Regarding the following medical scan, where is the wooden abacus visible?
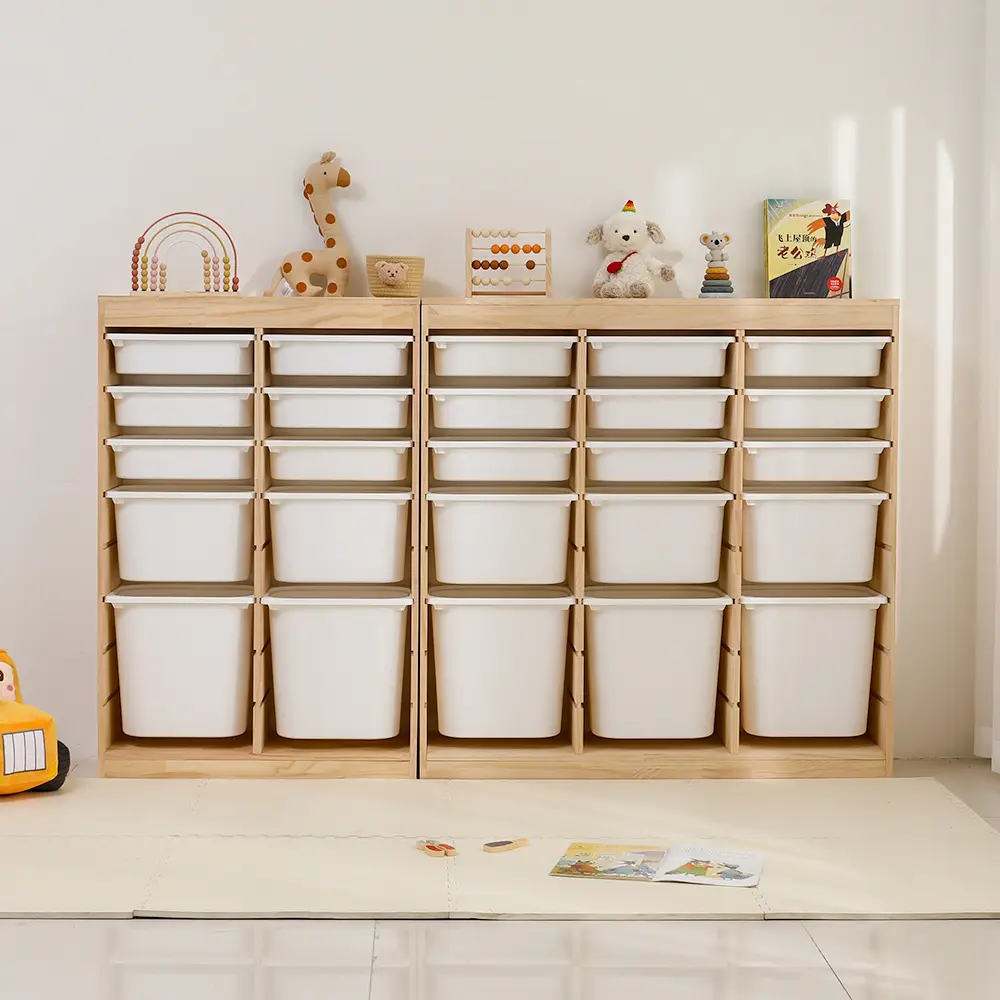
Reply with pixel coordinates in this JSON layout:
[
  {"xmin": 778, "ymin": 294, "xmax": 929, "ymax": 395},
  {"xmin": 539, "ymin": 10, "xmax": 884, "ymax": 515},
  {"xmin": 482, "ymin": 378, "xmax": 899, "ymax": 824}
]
[
  {"xmin": 131, "ymin": 212, "xmax": 239, "ymax": 293},
  {"xmin": 465, "ymin": 229, "xmax": 551, "ymax": 296}
]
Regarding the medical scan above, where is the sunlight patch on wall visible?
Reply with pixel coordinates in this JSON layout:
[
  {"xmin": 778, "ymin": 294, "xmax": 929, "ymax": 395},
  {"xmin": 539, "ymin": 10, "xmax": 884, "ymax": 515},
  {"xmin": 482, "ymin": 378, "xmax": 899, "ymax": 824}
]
[
  {"xmin": 831, "ymin": 115, "xmax": 858, "ymax": 199},
  {"xmin": 934, "ymin": 138, "xmax": 955, "ymax": 555},
  {"xmin": 889, "ymin": 107, "xmax": 907, "ymax": 300}
]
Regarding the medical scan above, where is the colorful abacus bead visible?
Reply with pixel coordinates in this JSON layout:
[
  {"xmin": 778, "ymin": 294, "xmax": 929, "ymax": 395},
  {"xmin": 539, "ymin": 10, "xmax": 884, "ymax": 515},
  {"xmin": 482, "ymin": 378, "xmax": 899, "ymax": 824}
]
[
  {"xmin": 159, "ymin": 263, "xmax": 167, "ymax": 291},
  {"xmin": 231, "ymin": 276, "xmax": 239, "ymax": 291}
]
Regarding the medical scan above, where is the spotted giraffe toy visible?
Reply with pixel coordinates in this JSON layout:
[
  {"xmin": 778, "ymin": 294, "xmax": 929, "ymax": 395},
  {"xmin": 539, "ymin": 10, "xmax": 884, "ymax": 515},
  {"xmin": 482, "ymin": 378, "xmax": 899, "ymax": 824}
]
[{"xmin": 267, "ymin": 152, "xmax": 352, "ymax": 297}]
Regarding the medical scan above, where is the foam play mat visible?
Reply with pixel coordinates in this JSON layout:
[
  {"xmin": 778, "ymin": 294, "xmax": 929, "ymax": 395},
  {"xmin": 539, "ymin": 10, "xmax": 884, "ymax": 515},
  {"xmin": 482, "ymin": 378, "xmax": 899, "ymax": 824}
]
[{"xmin": 2, "ymin": 777, "xmax": 999, "ymax": 919}]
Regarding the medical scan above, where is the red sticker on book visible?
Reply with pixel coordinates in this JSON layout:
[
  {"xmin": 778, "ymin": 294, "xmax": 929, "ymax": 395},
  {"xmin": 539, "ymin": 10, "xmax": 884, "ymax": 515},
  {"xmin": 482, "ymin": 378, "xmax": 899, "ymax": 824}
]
[{"xmin": 828, "ymin": 277, "xmax": 843, "ymax": 293}]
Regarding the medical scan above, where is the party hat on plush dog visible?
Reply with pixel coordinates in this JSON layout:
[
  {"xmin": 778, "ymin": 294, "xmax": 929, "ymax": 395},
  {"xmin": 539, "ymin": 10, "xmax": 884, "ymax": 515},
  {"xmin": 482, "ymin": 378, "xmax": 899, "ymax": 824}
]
[{"xmin": 621, "ymin": 199, "xmax": 636, "ymax": 213}]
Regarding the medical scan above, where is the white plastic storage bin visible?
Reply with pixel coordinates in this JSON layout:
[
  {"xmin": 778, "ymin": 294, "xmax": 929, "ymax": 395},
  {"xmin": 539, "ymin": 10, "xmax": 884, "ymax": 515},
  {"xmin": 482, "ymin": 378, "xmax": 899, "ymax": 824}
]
[
  {"xmin": 743, "ymin": 488, "xmax": 888, "ymax": 583},
  {"xmin": 430, "ymin": 388, "xmax": 575, "ymax": 431},
  {"xmin": 264, "ymin": 333, "xmax": 411, "ymax": 377},
  {"xmin": 264, "ymin": 589, "xmax": 411, "ymax": 740},
  {"xmin": 266, "ymin": 489, "xmax": 411, "ymax": 583},
  {"xmin": 428, "ymin": 489, "xmax": 574, "ymax": 584},
  {"xmin": 107, "ymin": 586, "xmax": 253, "ymax": 738},
  {"xmin": 429, "ymin": 592, "xmax": 572, "ymax": 738},
  {"xmin": 587, "ymin": 388, "xmax": 734, "ymax": 431},
  {"xmin": 745, "ymin": 335, "xmax": 890, "ymax": 378},
  {"xmin": 741, "ymin": 588, "xmax": 887, "ymax": 737},
  {"xmin": 586, "ymin": 489, "xmax": 731, "ymax": 584},
  {"xmin": 585, "ymin": 590, "xmax": 733, "ymax": 739},
  {"xmin": 430, "ymin": 335, "xmax": 575, "ymax": 378},
  {"xmin": 587, "ymin": 440, "xmax": 733, "ymax": 483},
  {"xmin": 429, "ymin": 439, "xmax": 575, "ymax": 483},
  {"xmin": 266, "ymin": 439, "xmax": 412, "ymax": 483},
  {"xmin": 265, "ymin": 387, "xmax": 413, "ymax": 430},
  {"xmin": 744, "ymin": 388, "xmax": 890, "ymax": 430},
  {"xmin": 588, "ymin": 335, "xmax": 734, "ymax": 377},
  {"xmin": 108, "ymin": 488, "xmax": 254, "ymax": 583},
  {"xmin": 107, "ymin": 386, "xmax": 254, "ymax": 429},
  {"xmin": 743, "ymin": 439, "xmax": 890, "ymax": 483},
  {"xmin": 108, "ymin": 332, "xmax": 254, "ymax": 376},
  {"xmin": 108, "ymin": 437, "xmax": 254, "ymax": 481}
]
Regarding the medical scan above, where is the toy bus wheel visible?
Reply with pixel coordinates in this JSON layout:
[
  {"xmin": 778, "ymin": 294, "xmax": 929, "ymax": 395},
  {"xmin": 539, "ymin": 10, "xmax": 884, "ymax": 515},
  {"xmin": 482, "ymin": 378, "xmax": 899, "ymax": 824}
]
[{"xmin": 34, "ymin": 741, "xmax": 70, "ymax": 792}]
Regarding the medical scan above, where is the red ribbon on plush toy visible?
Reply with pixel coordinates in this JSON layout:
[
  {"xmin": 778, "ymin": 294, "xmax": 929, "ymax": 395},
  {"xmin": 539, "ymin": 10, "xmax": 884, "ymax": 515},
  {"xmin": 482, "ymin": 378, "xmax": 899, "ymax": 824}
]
[{"xmin": 607, "ymin": 251, "xmax": 637, "ymax": 274}]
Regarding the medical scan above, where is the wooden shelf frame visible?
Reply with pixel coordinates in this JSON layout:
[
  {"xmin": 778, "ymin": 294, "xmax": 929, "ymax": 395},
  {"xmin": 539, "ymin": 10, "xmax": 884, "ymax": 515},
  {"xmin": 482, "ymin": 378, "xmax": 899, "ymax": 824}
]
[
  {"xmin": 419, "ymin": 298, "xmax": 899, "ymax": 779},
  {"xmin": 98, "ymin": 296, "xmax": 422, "ymax": 778}
]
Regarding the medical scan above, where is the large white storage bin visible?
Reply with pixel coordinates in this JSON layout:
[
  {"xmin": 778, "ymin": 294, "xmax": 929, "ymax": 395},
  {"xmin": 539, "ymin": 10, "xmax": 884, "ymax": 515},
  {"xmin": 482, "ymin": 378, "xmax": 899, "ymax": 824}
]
[
  {"xmin": 430, "ymin": 388, "xmax": 575, "ymax": 431},
  {"xmin": 266, "ymin": 438, "xmax": 412, "ymax": 482},
  {"xmin": 741, "ymin": 588, "xmax": 887, "ymax": 737},
  {"xmin": 746, "ymin": 335, "xmax": 890, "ymax": 378},
  {"xmin": 586, "ymin": 490, "xmax": 731, "ymax": 584},
  {"xmin": 109, "ymin": 437, "xmax": 254, "ymax": 481},
  {"xmin": 108, "ymin": 332, "xmax": 254, "ymax": 376},
  {"xmin": 428, "ymin": 489, "xmax": 574, "ymax": 584},
  {"xmin": 743, "ymin": 488, "xmax": 888, "ymax": 583},
  {"xmin": 430, "ymin": 592, "xmax": 572, "ymax": 738},
  {"xmin": 744, "ymin": 388, "xmax": 890, "ymax": 430},
  {"xmin": 108, "ymin": 488, "xmax": 254, "ymax": 582},
  {"xmin": 107, "ymin": 386, "xmax": 254, "ymax": 429},
  {"xmin": 265, "ymin": 387, "xmax": 413, "ymax": 430},
  {"xmin": 588, "ymin": 335, "xmax": 734, "ymax": 377},
  {"xmin": 587, "ymin": 388, "xmax": 734, "ymax": 430},
  {"xmin": 585, "ymin": 591, "xmax": 732, "ymax": 739},
  {"xmin": 743, "ymin": 439, "xmax": 890, "ymax": 483},
  {"xmin": 430, "ymin": 335, "xmax": 575, "ymax": 377},
  {"xmin": 264, "ymin": 333, "xmax": 411, "ymax": 377},
  {"xmin": 587, "ymin": 440, "xmax": 733, "ymax": 483},
  {"xmin": 108, "ymin": 586, "xmax": 253, "ymax": 737},
  {"xmin": 429, "ymin": 439, "xmax": 575, "ymax": 483},
  {"xmin": 264, "ymin": 589, "xmax": 411, "ymax": 740},
  {"xmin": 266, "ymin": 489, "xmax": 411, "ymax": 583}
]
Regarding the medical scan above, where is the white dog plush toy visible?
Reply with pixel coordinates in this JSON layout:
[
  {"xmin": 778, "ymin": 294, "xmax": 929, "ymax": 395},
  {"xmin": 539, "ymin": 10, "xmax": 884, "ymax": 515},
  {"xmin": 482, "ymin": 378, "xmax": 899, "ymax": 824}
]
[{"xmin": 586, "ymin": 200, "xmax": 676, "ymax": 298}]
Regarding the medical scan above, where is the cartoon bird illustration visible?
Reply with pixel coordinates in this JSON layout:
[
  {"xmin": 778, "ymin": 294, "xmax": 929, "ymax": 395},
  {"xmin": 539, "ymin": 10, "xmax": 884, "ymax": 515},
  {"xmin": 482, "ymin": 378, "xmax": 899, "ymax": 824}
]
[{"xmin": 807, "ymin": 203, "xmax": 850, "ymax": 255}]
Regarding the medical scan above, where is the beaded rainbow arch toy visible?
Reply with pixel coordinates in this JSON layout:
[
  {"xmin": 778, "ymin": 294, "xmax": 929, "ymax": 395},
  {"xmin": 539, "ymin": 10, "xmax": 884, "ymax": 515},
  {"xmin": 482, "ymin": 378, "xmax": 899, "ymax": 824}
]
[{"xmin": 131, "ymin": 212, "xmax": 239, "ymax": 293}]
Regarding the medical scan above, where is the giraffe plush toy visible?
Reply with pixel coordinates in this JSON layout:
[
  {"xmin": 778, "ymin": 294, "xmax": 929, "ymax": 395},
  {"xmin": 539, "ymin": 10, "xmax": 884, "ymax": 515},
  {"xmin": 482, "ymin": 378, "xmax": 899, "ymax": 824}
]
[{"xmin": 268, "ymin": 152, "xmax": 352, "ymax": 297}]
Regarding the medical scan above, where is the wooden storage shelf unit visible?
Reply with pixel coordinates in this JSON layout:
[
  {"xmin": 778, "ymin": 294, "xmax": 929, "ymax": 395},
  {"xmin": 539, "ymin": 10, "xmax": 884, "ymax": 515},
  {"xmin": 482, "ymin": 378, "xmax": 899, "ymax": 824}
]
[
  {"xmin": 419, "ymin": 299, "xmax": 898, "ymax": 779},
  {"xmin": 98, "ymin": 296, "xmax": 421, "ymax": 778}
]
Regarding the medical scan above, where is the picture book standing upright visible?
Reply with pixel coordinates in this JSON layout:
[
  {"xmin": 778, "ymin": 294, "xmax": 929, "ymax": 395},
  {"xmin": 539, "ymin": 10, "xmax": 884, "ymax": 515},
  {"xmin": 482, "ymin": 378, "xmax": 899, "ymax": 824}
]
[{"xmin": 764, "ymin": 199, "xmax": 851, "ymax": 299}]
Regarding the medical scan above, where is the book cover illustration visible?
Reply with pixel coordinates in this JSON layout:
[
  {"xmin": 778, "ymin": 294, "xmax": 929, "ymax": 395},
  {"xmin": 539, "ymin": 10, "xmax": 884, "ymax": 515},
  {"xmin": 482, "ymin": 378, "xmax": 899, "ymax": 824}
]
[
  {"xmin": 550, "ymin": 843, "xmax": 666, "ymax": 881},
  {"xmin": 765, "ymin": 199, "xmax": 851, "ymax": 299},
  {"xmin": 654, "ymin": 845, "xmax": 764, "ymax": 887}
]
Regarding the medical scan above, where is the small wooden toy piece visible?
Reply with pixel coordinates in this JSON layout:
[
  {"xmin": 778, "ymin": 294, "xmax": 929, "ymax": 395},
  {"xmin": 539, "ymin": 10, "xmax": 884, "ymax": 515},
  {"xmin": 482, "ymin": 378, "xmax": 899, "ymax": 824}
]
[
  {"xmin": 417, "ymin": 839, "xmax": 457, "ymax": 857},
  {"xmin": 267, "ymin": 152, "xmax": 352, "ymax": 298},
  {"xmin": 466, "ymin": 229, "xmax": 551, "ymax": 296},
  {"xmin": 130, "ymin": 212, "xmax": 238, "ymax": 293},
  {"xmin": 698, "ymin": 231, "xmax": 734, "ymax": 298},
  {"xmin": 483, "ymin": 838, "xmax": 530, "ymax": 853}
]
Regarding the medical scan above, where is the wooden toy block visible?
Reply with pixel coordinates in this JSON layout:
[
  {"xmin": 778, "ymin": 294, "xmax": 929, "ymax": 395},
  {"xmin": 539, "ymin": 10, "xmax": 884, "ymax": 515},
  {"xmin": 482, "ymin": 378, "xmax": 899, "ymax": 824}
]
[
  {"xmin": 483, "ymin": 838, "xmax": 530, "ymax": 853},
  {"xmin": 465, "ymin": 228, "xmax": 551, "ymax": 296},
  {"xmin": 417, "ymin": 839, "xmax": 457, "ymax": 857}
]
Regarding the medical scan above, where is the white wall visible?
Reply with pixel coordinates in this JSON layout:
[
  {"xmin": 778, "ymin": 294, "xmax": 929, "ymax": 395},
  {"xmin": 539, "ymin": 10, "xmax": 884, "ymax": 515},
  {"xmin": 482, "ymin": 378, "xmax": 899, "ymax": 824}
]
[{"xmin": 0, "ymin": 0, "xmax": 986, "ymax": 759}]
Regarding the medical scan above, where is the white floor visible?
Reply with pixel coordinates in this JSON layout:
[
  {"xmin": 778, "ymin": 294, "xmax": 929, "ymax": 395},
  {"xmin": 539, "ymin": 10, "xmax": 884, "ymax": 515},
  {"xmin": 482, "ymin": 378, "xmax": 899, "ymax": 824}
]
[{"xmin": 1, "ymin": 759, "xmax": 999, "ymax": 997}]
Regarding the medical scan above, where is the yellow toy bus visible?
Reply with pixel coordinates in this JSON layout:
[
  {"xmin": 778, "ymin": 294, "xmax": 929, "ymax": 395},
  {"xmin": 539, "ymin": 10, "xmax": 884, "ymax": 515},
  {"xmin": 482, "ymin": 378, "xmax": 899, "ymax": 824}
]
[{"xmin": 0, "ymin": 650, "xmax": 70, "ymax": 794}]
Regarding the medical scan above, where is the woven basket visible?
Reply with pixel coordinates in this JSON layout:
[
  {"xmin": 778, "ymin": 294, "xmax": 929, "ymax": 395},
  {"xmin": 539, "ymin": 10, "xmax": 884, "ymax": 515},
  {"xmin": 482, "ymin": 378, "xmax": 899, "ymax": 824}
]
[{"xmin": 366, "ymin": 255, "xmax": 424, "ymax": 297}]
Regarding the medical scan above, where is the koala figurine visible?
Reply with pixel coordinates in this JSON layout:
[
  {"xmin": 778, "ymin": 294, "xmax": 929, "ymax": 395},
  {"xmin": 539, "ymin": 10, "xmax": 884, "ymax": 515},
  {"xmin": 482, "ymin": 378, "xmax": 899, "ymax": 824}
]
[
  {"xmin": 586, "ymin": 200, "xmax": 675, "ymax": 298},
  {"xmin": 374, "ymin": 260, "xmax": 409, "ymax": 287},
  {"xmin": 700, "ymin": 231, "xmax": 731, "ymax": 264}
]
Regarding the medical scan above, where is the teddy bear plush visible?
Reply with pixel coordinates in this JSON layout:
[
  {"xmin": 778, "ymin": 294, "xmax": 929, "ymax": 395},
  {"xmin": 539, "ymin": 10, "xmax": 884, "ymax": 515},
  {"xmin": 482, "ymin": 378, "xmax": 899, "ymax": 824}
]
[
  {"xmin": 374, "ymin": 259, "xmax": 409, "ymax": 287},
  {"xmin": 586, "ymin": 200, "xmax": 676, "ymax": 298}
]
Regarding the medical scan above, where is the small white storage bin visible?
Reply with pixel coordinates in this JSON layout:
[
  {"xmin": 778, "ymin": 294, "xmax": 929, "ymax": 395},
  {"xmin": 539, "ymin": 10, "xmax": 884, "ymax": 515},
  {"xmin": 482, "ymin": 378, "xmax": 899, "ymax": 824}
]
[
  {"xmin": 108, "ymin": 332, "xmax": 254, "ymax": 376},
  {"xmin": 429, "ymin": 439, "xmax": 575, "ymax": 483},
  {"xmin": 264, "ymin": 333, "xmax": 411, "ymax": 377},
  {"xmin": 108, "ymin": 436, "xmax": 254, "ymax": 481},
  {"xmin": 265, "ymin": 387, "xmax": 413, "ymax": 430},
  {"xmin": 741, "ymin": 587, "xmax": 887, "ymax": 737},
  {"xmin": 429, "ymin": 591, "xmax": 572, "ymax": 738},
  {"xmin": 743, "ymin": 439, "xmax": 890, "ymax": 483},
  {"xmin": 743, "ymin": 487, "xmax": 888, "ymax": 583},
  {"xmin": 588, "ymin": 335, "xmax": 734, "ymax": 377},
  {"xmin": 266, "ymin": 488, "xmax": 411, "ymax": 583},
  {"xmin": 108, "ymin": 487, "xmax": 254, "ymax": 582},
  {"xmin": 107, "ymin": 585, "xmax": 253, "ymax": 738},
  {"xmin": 428, "ymin": 489, "xmax": 574, "ymax": 584},
  {"xmin": 264, "ymin": 588, "xmax": 411, "ymax": 740},
  {"xmin": 107, "ymin": 386, "xmax": 254, "ymax": 429},
  {"xmin": 429, "ymin": 388, "xmax": 575, "ymax": 431},
  {"xmin": 744, "ymin": 388, "xmax": 890, "ymax": 430},
  {"xmin": 265, "ymin": 438, "xmax": 412, "ymax": 482},
  {"xmin": 746, "ymin": 335, "xmax": 890, "ymax": 378},
  {"xmin": 587, "ymin": 440, "xmax": 734, "ymax": 483},
  {"xmin": 586, "ymin": 489, "xmax": 731, "ymax": 584},
  {"xmin": 585, "ymin": 589, "xmax": 732, "ymax": 739},
  {"xmin": 586, "ymin": 388, "xmax": 734, "ymax": 430},
  {"xmin": 430, "ymin": 335, "xmax": 575, "ymax": 377}
]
